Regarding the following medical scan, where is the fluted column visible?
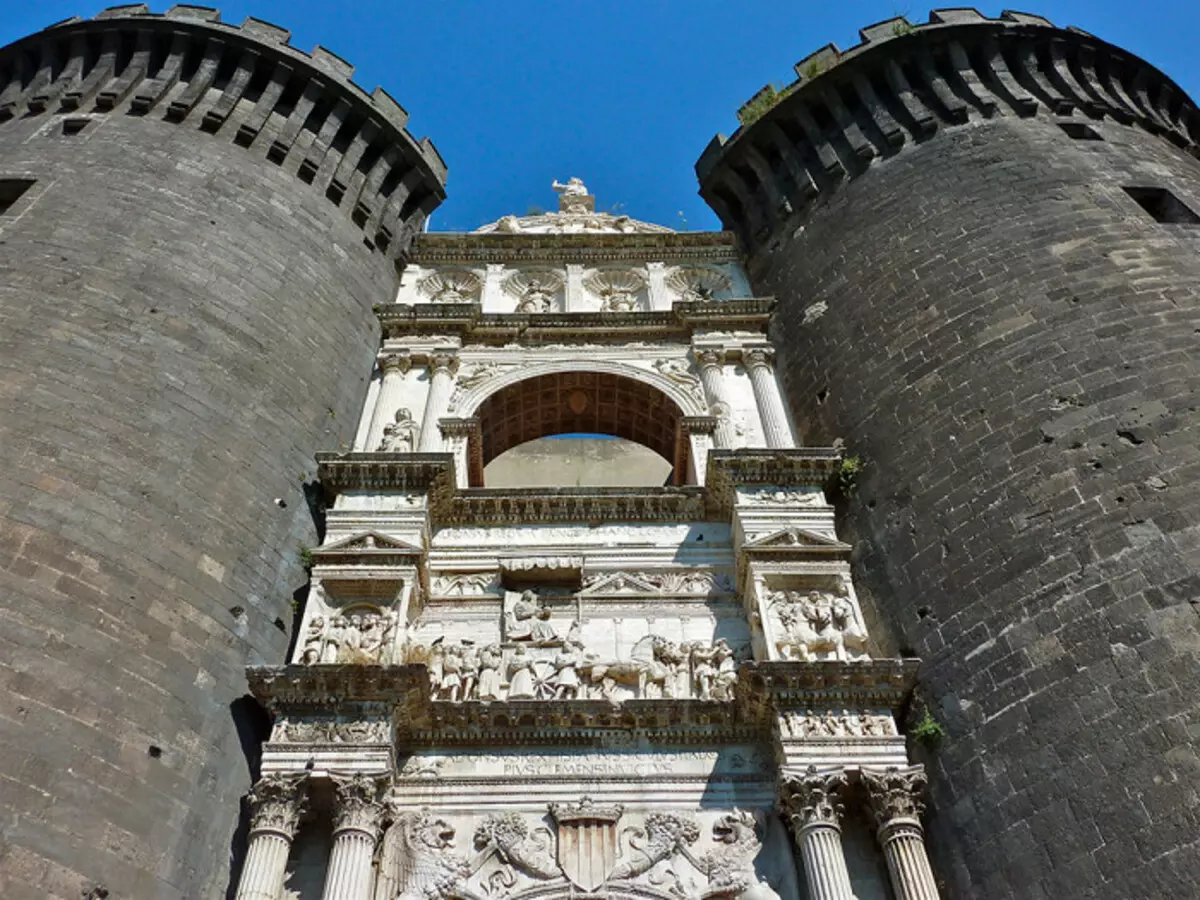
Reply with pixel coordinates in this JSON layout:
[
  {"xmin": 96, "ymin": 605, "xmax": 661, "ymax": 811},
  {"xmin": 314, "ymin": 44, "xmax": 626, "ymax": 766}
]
[
  {"xmin": 366, "ymin": 354, "xmax": 412, "ymax": 450},
  {"xmin": 780, "ymin": 767, "xmax": 855, "ymax": 900},
  {"xmin": 862, "ymin": 766, "xmax": 940, "ymax": 900},
  {"xmin": 744, "ymin": 348, "xmax": 793, "ymax": 448},
  {"xmin": 693, "ymin": 348, "xmax": 737, "ymax": 448},
  {"xmin": 235, "ymin": 774, "xmax": 308, "ymax": 900},
  {"xmin": 321, "ymin": 775, "xmax": 387, "ymax": 900},
  {"xmin": 417, "ymin": 352, "xmax": 458, "ymax": 451}
]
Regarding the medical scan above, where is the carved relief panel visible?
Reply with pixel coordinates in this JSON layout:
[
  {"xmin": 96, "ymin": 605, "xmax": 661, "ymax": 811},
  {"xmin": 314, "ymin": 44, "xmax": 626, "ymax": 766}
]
[
  {"xmin": 748, "ymin": 573, "xmax": 871, "ymax": 663},
  {"xmin": 374, "ymin": 802, "xmax": 799, "ymax": 900}
]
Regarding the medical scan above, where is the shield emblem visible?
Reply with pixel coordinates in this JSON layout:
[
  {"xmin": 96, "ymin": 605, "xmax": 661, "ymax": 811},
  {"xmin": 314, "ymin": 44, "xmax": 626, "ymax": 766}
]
[{"xmin": 550, "ymin": 797, "xmax": 624, "ymax": 891}]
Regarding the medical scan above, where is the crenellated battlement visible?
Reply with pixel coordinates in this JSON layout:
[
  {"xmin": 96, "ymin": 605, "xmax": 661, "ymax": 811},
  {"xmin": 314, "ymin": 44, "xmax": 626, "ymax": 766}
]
[
  {"xmin": 696, "ymin": 7, "xmax": 1200, "ymax": 250},
  {"xmin": 0, "ymin": 4, "xmax": 447, "ymax": 258}
]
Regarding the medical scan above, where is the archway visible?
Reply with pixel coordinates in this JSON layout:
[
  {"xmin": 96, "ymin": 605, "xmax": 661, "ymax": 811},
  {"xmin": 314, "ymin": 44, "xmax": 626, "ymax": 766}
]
[{"xmin": 472, "ymin": 371, "xmax": 691, "ymax": 487}]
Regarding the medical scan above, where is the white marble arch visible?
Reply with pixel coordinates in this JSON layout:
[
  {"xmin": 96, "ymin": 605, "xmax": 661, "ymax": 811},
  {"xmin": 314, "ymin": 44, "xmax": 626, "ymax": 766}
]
[{"xmin": 454, "ymin": 358, "xmax": 709, "ymax": 420}]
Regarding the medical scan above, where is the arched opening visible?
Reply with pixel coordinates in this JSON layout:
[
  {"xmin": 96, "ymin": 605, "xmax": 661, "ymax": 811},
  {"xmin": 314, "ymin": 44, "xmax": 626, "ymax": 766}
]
[{"xmin": 473, "ymin": 371, "xmax": 691, "ymax": 487}]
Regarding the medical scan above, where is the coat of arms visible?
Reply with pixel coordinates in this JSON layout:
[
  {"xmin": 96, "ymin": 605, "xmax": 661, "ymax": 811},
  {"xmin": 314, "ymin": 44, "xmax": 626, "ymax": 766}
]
[{"xmin": 549, "ymin": 796, "xmax": 624, "ymax": 891}]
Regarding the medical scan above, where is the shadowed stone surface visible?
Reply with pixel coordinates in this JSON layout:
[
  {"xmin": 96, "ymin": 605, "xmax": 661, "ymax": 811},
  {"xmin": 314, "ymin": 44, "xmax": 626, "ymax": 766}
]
[
  {"xmin": 0, "ymin": 9, "xmax": 444, "ymax": 899},
  {"xmin": 698, "ymin": 11, "xmax": 1200, "ymax": 900}
]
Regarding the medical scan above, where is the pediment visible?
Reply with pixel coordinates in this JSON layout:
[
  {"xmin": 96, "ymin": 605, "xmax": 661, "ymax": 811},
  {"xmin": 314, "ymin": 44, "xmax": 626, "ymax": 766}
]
[
  {"xmin": 314, "ymin": 531, "xmax": 423, "ymax": 556},
  {"xmin": 743, "ymin": 527, "xmax": 851, "ymax": 553},
  {"xmin": 577, "ymin": 571, "xmax": 666, "ymax": 596}
]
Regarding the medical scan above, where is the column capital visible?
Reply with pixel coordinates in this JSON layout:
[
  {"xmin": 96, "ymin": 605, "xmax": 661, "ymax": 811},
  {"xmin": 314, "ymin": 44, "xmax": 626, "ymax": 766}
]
[
  {"xmin": 861, "ymin": 765, "xmax": 928, "ymax": 835},
  {"xmin": 429, "ymin": 352, "xmax": 459, "ymax": 376},
  {"xmin": 247, "ymin": 773, "xmax": 309, "ymax": 838},
  {"xmin": 780, "ymin": 766, "xmax": 849, "ymax": 833},
  {"xmin": 330, "ymin": 773, "xmax": 388, "ymax": 839},
  {"xmin": 379, "ymin": 353, "xmax": 412, "ymax": 375},
  {"xmin": 693, "ymin": 346, "xmax": 727, "ymax": 369},
  {"xmin": 743, "ymin": 346, "xmax": 776, "ymax": 370}
]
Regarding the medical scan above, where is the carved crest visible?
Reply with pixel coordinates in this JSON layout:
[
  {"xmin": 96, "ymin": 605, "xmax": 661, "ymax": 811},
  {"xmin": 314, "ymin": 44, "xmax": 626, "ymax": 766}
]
[{"xmin": 550, "ymin": 797, "xmax": 624, "ymax": 891}]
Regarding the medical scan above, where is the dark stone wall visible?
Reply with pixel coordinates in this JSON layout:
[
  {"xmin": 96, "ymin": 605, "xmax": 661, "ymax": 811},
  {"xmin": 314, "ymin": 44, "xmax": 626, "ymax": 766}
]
[
  {"xmin": 0, "ymin": 10, "xmax": 444, "ymax": 899},
  {"xmin": 751, "ymin": 106, "xmax": 1200, "ymax": 899}
]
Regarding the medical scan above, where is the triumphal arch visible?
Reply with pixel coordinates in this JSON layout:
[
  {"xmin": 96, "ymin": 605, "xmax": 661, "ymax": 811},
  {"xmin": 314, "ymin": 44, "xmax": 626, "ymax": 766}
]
[{"xmin": 238, "ymin": 182, "xmax": 939, "ymax": 900}]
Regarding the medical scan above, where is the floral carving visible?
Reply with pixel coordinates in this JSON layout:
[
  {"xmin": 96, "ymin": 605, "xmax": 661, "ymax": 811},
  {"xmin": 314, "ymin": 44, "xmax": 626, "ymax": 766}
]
[
  {"xmin": 861, "ymin": 765, "xmax": 928, "ymax": 827},
  {"xmin": 473, "ymin": 812, "xmax": 560, "ymax": 889},
  {"xmin": 247, "ymin": 774, "xmax": 308, "ymax": 837},
  {"xmin": 610, "ymin": 812, "xmax": 700, "ymax": 887},
  {"xmin": 779, "ymin": 767, "xmax": 848, "ymax": 830},
  {"xmin": 431, "ymin": 572, "xmax": 503, "ymax": 597},
  {"xmin": 271, "ymin": 716, "xmax": 391, "ymax": 744},
  {"xmin": 331, "ymin": 774, "xmax": 386, "ymax": 836}
]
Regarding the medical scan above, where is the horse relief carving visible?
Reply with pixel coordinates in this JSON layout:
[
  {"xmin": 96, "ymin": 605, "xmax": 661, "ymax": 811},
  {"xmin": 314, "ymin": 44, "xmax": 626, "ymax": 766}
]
[{"xmin": 771, "ymin": 586, "xmax": 869, "ymax": 662}]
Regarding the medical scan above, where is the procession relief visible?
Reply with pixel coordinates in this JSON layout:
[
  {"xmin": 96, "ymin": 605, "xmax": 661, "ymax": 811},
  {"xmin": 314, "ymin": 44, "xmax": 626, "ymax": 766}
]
[
  {"xmin": 376, "ymin": 803, "xmax": 792, "ymax": 900},
  {"xmin": 756, "ymin": 575, "xmax": 871, "ymax": 663},
  {"xmin": 412, "ymin": 589, "xmax": 747, "ymax": 703},
  {"xmin": 296, "ymin": 580, "xmax": 407, "ymax": 666}
]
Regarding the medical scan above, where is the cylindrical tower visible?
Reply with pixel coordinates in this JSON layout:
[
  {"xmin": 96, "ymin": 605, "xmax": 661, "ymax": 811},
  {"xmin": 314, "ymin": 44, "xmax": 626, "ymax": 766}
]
[
  {"xmin": 698, "ymin": 9, "xmax": 1200, "ymax": 898},
  {"xmin": 0, "ymin": 6, "xmax": 444, "ymax": 898}
]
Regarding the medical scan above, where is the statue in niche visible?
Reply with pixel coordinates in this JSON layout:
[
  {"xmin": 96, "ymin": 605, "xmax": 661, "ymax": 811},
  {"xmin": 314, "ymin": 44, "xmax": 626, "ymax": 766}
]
[
  {"xmin": 378, "ymin": 407, "xmax": 418, "ymax": 453},
  {"xmin": 775, "ymin": 585, "xmax": 869, "ymax": 662},
  {"xmin": 504, "ymin": 590, "xmax": 562, "ymax": 646},
  {"xmin": 516, "ymin": 284, "xmax": 555, "ymax": 313},
  {"xmin": 600, "ymin": 289, "xmax": 637, "ymax": 313},
  {"xmin": 507, "ymin": 645, "xmax": 537, "ymax": 700},
  {"xmin": 477, "ymin": 644, "xmax": 506, "ymax": 701}
]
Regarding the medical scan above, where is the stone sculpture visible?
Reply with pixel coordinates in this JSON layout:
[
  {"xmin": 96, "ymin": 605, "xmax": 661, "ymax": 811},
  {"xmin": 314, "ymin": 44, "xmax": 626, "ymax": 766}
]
[
  {"xmin": 774, "ymin": 587, "xmax": 869, "ymax": 662},
  {"xmin": 302, "ymin": 610, "xmax": 400, "ymax": 665},
  {"xmin": 696, "ymin": 811, "xmax": 780, "ymax": 900},
  {"xmin": 379, "ymin": 408, "xmax": 419, "ymax": 452},
  {"xmin": 472, "ymin": 812, "xmax": 560, "ymax": 885},
  {"xmin": 503, "ymin": 590, "xmax": 562, "ymax": 645},
  {"xmin": 391, "ymin": 810, "xmax": 473, "ymax": 900},
  {"xmin": 690, "ymin": 638, "xmax": 738, "ymax": 701}
]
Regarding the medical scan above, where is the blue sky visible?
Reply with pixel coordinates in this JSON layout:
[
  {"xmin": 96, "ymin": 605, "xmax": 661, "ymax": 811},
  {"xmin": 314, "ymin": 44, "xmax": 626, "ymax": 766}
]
[{"xmin": 5, "ymin": 2, "xmax": 1199, "ymax": 232}]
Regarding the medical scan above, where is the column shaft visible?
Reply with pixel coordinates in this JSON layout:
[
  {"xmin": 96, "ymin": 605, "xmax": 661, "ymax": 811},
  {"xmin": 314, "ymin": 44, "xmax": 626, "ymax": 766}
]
[
  {"xmin": 418, "ymin": 354, "xmax": 457, "ymax": 451},
  {"xmin": 799, "ymin": 824, "xmax": 856, "ymax": 900},
  {"xmin": 695, "ymin": 349, "xmax": 737, "ymax": 448},
  {"xmin": 745, "ymin": 350, "xmax": 793, "ymax": 448},
  {"xmin": 321, "ymin": 829, "xmax": 377, "ymax": 900},
  {"xmin": 235, "ymin": 831, "xmax": 292, "ymax": 900},
  {"xmin": 367, "ymin": 355, "xmax": 410, "ymax": 450},
  {"xmin": 880, "ymin": 823, "xmax": 940, "ymax": 900}
]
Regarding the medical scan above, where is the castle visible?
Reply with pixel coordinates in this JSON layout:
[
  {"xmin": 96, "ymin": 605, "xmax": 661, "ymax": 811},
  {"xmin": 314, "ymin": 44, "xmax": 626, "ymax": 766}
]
[{"xmin": 0, "ymin": 7, "xmax": 1198, "ymax": 900}]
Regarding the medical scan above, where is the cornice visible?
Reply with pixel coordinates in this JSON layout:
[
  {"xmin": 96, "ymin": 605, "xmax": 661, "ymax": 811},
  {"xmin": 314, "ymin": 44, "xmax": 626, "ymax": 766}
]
[
  {"xmin": 375, "ymin": 299, "xmax": 774, "ymax": 343},
  {"xmin": 411, "ymin": 230, "xmax": 740, "ymax": 264},
  {"xmin": 706, "ymin": 449, "xmax": 843, "ymax": 516}
]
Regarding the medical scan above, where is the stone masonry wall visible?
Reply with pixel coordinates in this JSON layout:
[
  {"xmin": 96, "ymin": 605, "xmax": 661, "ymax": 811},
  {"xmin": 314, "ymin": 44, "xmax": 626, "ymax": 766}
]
[
  {"xmin": 750, "ymin": 113, "xmax": 1200, "ymax": 898},
  {"xmin": 0, "ymin": 9, "xmax": 444, "ymax": 899}
]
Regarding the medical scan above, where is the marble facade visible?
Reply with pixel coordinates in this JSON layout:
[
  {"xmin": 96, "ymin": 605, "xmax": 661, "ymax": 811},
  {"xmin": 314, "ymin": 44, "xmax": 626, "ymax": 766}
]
[{"xmin": 239, "ymin": 183, "xmax": 938, "ymax": 900}]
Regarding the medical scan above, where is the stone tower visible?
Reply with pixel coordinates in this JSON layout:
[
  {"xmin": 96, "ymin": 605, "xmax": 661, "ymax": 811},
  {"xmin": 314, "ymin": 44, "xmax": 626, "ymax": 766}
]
[
  {"xmin": 0, "ymin": 7, "xmax": 444, "ymax": 898},
  {"xmin": 240, "ymin": 182, "xmax": 939, "ymax": 900},
  {"xmin": 697, "ymin": 9, "xmax": 1200, "ymax": 899}
]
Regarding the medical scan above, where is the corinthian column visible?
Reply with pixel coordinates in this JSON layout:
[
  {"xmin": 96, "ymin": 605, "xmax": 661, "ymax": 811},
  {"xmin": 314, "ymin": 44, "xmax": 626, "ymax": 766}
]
[
  {"xmin": 780, "ymin": 767, "xmax": 855, "ymax": 900},
  {"xmin": 321, "ymin": 775, "xmax": 387, "ymax": 900},
  {"xmin": 235, "ymin": 774, "xmax": 308, "ymax": 900},
  {"xmin": 366, "ymin": 354, "xmax": 412, "ymax": 450},
  {"xmin": 862, "ymin": 766, "xmax": 940, "ymax": 900},
  {"xmin": 743, "ymin": 348, "xmax": 794, "ymax": 448},
  {"xmin": 693, "ymin": 348, "xmax": 737, "ymax": 448},
  {"xmin": 418, "ymin": 352, "xmax": 458, "ymax": 451}
]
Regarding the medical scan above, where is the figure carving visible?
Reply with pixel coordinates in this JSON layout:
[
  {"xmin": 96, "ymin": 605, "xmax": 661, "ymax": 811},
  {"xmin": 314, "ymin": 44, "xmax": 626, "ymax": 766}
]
[
  {"xmin": 301, "ymin": 609, "xmax": 398, "ymax": 665},
  {"xmin": 503, "ymin": 590, "xmax": 561, "ymax": 645},
  {"xmin": 379, "ymin": 408, "xmax": 418, "ymax": 452},
  {"xmin": 584, "ymin": 269, "xmax": 644, "ymax": 313},
  {"xmin": 774, "ymin": 586, "xmax": 869, "ymax": 662},
  {"xmin": 689, "ymin": 639, "xmax": 738, "ymax": 701},
  {"xmin": 506, "ymin": 645, "xmax": 537, "ymax": 700},
  {"xmin": 692, "ymin": 811, "xmax": 780, "ymax": 900},
  {"xmin": 477, "ymin": 644, "xmax": 506, "ymax": 701},
  {"xmin": 417, "ymin": 270, "xmax": 481, "ymax": 303},
  {"xmin": 579, "ymin": 634, "xmax": 678, "ymax": 700},
  {"xmin": 549, "ymin": 641, "xmax": 583, "ymax": 700},
  {"xmin": 393, "ymin": 810, "xmax": 474, "ymax": 900}
]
